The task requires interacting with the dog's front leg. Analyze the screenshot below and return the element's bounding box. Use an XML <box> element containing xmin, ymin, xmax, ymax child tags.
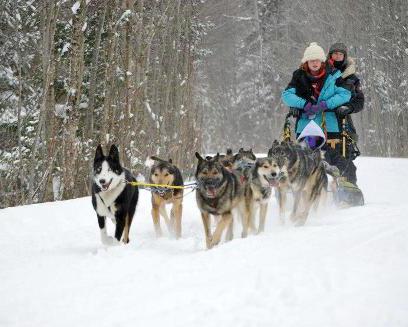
<box><xmin>210</xmin><ymin>212</ymin><xmax>232</xmax><ymax>248</ymax></box>
<box><xmin>114</xmin><ymin>214</ymin><xmax>127</xmax><ymax>243</ymax></box>
<box><xmin>225</xmin><ymin>216</ymin><xmax>233</xmax><ymax>241</ymax></box>
<box><xmin>241</xmin><ymin>200</ymin><xmax>251</xmax><ymax>238</ymax></box>
<box><xmin>258</xmin><ymin>203</ymin><xmax>268</xmax><ymax>233</ymax></box>
<box><xmin>201</xmin><ymin>212</ymin><xmax>212</xmax><ymax>249</ymax></box>
<box><xmin>248</xmin><ymin>204</ymin><xmax>256</xmax><ymax>233</ymax></box>
<box><xmin>159</xmin><ymin>205</ymin><xmax>172</xmax><ymax>235</ymax></box>
<box><xmin>296</xmin><ymin>190</ymin><xmax>313</xmax><ymax>226</ymax></box>
<box><xmin>152</xmin><ymin>204</ymin><xmax>163</xmax><ymax>237</ymax></box>
<box><xmin>277</xmin><ymin>186</ymin><xmax>287</xmax><ymax>225</ymax></box>
<box><xmin>98</xmin><ymin>215</ymin><xmax>116</xmax><ymax>245</ymax></box>
<box><xmin>290</xmin><ymin>189</ymin><xmax>301</xmax><ymax>224</ymax></box>
<box><xmin>171</xmin><ymin>200</ymin><xmax>183</xmax><ymax>239</ymax></box>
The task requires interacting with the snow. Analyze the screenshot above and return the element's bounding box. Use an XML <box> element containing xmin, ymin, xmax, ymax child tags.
<box><xmin>1</xmin><ymin>157</ymin><xmax>408</xmax><ymax>327</ymax></box>
<box><xmin>144</xmin><ymin>101</ymin><xmax>160</xmax><ymax>129</ymax></box>
<box><xmin>118</xmin><ymin>9</ymin><xmax>132</xmax><ymax>24</ymax></box>
<box><xmin>54</xmin><ymin>103</ymin><xmax>68</xmax><ymax>118</ymax></box>
<box><xmin>71</xmin><ymin>1</ymin><xmax>80</xmax><ymax>15</ymax></box>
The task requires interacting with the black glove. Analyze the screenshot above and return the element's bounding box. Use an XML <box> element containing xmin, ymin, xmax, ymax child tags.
<box><xmin>336</xmin><ymin>105</ymin><xmax>353</xmax><ymax>117</ymax></box>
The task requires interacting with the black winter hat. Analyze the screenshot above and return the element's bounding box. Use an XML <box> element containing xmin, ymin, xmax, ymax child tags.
<box><xmin>329</xmin><ymin>42</ymin><xmax>348</xmax><ymax>56</ymax></box>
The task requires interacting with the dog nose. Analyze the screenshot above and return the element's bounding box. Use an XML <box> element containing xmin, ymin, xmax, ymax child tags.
<box><xmin>99</xmin><ymin>179</ymin><xmax>106</xmax><ymax>184</ymax></box>
<box><xmin>271</xmin><ymin>172</ymin><xmax>277</xmax><ymax>177</ymax></box>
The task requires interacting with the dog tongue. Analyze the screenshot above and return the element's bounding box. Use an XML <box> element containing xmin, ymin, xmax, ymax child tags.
<box><xmin>207</xmin><ymin>187</ymin><xmax>217</xmax><ymax>197</ymax></box>
<box><xmin>102</xmin><ymin>180</ymin><xmax>112</xmax><ymax>191</ymax></box>
<box><xmin>269</xmin><ymin>179</ymin><xmax>278</xmax><ymax>187</ymax></box>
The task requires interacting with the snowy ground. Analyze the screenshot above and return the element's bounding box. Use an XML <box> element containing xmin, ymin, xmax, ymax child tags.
<box><xmin>1</xmin><ymin>157</ymin><xmax>408</xmax><ymax>327</ymax></box>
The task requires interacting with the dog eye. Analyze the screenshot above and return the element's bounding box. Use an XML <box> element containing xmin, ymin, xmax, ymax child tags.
<box><xmin>263</xmin><ymin>165</ymin><xmax>269</xmax><ymax>169</ymax></box>
<box><xmin>164</xmin><ymin>173</ymin><xmax>169</xmax><ymax>177</ymax></box>
<box><xmin>154</xmin><ymin>173</ymin><xmax>159</xmax><ymax>177</ymax></box>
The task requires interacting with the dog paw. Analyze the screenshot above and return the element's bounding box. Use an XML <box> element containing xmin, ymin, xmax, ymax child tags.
<box><xmin>101</xmin><ymin>235</ymin><xmax>119</xmax><ymax>246</ymax></box>
<box><xmin>205</xmin><ymin>237</ymin><xmax>213</xmax><ymax>249</ymax></box>
<box><xmin>209</xmin><ymin>238</ymin><xmax>221</xmax><ymax>249</ymax></box>
<box><xmin>289</xmin><ymin>215</ymin><xmax>298</xmax><ymax>224</ymax></box>
<box><xmin>165</xmin><ymin>223</ymin><xmax>174</xmax><ymax>235</ymax></box>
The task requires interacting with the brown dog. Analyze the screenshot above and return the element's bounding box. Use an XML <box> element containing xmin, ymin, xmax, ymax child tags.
<box><xmin>195</xmin><ymin>153</ymin><xmax>245</xmax><ymax>249</ymax></box>
<box><xmin>149</xmin><ymin>156</ymin><xmax>184</xmax><ymax>238</ymax></box>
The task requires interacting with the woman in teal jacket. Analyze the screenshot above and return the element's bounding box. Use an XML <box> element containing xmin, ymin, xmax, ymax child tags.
<box><xmin>282</xmin><ymin>42</ymin><xmax>352</xmax><ymax>136</ymax></box>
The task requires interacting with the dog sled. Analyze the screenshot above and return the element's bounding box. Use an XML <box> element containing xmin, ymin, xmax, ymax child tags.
<box><xmin>282</xmin><ymin>111</ymin><xmax>364</xmax><ymax>208</ymax></box>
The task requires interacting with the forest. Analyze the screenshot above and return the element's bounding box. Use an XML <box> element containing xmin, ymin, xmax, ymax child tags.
<box><xmin>1</xmin><ymin>0</ymin><xmax>407</xmax><ymax>207</ymax></box>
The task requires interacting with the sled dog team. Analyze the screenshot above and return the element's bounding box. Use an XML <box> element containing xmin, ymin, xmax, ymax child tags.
<box><xmin>92</xmin><ymin>142</ymin><xmax>327</xmax><ymax>249</ymax></box>
<box><xmin>92</xmin><ymin>40</ymin><xmax>365</xmax><ymax>249</ymax></box>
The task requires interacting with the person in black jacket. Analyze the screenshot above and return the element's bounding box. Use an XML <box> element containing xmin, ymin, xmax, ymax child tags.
<box><xmin>323</xmin><ymin>42</ymin><xmax>365</xmax><ymax>185</ymax></box>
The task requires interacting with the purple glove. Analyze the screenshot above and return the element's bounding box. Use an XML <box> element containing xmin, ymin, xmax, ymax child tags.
<box><xmin>303</xmin><ymin>102</ymin><xmax>314</xmax><ymax>115</ymax></box>
<box><xmin>306</xmin><ymin>101</ymin><xmax>327</xmax><ymax>116</ymax></box>
<box><xmin>316</xmin><ymin>101</ymin><xmax>328</xmax><ymax>112</ymax></box>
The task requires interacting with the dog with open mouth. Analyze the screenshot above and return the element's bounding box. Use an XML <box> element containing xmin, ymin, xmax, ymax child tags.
<box><xmin>242</xmin><ymin>157</ymin><xmax>289</xmax><ymax>235</ymax></box>
<box><xmin>91</xmin><ymin>144</ymin><xmax>139</xmax><ymax>245</ymax></box>
<box><xmin>195</xmin><ymin>152</ymin><xmax>245</xmax><ymax>249</ymax></box>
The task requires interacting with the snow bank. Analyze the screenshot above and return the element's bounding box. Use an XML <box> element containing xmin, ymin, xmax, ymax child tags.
<box><xmin>0</xmin><ymin>157</ymin><xmax>407</xmax><ymax>327</ymax></box>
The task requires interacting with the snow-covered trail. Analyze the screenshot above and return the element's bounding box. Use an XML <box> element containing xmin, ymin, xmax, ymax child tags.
<box><xmin>1</xmin><ymin>157</ymin><xmax>408</xmax><ymax>327</ymax></box>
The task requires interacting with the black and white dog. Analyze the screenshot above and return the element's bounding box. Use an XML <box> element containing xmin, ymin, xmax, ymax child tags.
<box><xmin>91</xmin><ymin>144</ymin><xmax>139</xmax><ymax>245</ymax></box>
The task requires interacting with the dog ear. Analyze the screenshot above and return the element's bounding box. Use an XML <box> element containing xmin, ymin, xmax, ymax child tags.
<box><xmin>108</xmin><ymin>144</ymin><xmax>120</xmax><ymax>162</ymax></box>
<box><xmin>168</xmin><ymin>158</ymin><xmax>173</xmax><ymax>164</ymax></box>
<box><xmin>94</xmin><ymin>144</ymin><xmax>104</xmax><ymax>162</ymax></box>
<box><xmin>195</xmin><ymin>152</ymin><xmax>204</xmax><ymax>161</ymax></box>
<box><xmin>151</xmin><ymin>156</ymin><xmax>165</xmax><ymax>163</ymax></box>
<box><xmin>226</xmin><ymin>148</ymin><xmax>233</xmax><ymax>155</ymax></box>
<box><xmin>215</xmin><ymin>152</ymin><xmax>220</xmax><ymax>161</ymax></box>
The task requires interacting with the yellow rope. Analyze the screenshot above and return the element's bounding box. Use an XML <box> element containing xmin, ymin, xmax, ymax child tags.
<box><xmin>282</xmin><ymin>128</ymin><xmax>291</xmax><ymax>142</ymax></box>
<box><xmin>281</xmin><ymin>114</ymin><xmax>292</xmax><ymax>142</ymax></box>
<box><xmin>127</xmin><ymin>181</ymin><xmax>188</xmax><ymax>189</ymax></box>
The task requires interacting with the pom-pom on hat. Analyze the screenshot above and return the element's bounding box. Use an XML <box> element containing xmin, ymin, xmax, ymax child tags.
<box><xmin>301</xmin><ymin>42</ymin><xmax>326</xmax><ymax>64</ymax></box>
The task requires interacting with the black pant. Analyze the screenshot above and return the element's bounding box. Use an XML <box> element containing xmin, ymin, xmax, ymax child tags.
<box><xmin>323</xmin><ymin>135</ymin><xmax>357</xmax><ymax>184</ymax></box>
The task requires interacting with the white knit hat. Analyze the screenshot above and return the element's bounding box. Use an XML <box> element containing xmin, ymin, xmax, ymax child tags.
<box><xmin>301</xmin><ymin>42</ymin><xmax>326</xmax><ymax>64</ymax></box>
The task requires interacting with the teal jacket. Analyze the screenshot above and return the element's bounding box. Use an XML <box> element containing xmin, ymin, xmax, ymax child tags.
<box><xmin>282</xmin><ymin>67</ymin><xmax>351</xmax><ymax>133</ymax></box>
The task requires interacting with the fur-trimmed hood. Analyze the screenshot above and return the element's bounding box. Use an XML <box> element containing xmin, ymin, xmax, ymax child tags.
<box><xmin>342</xmin><ymin>57</ymin><xmax>356</xmax><ymax>79</ymax></box>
